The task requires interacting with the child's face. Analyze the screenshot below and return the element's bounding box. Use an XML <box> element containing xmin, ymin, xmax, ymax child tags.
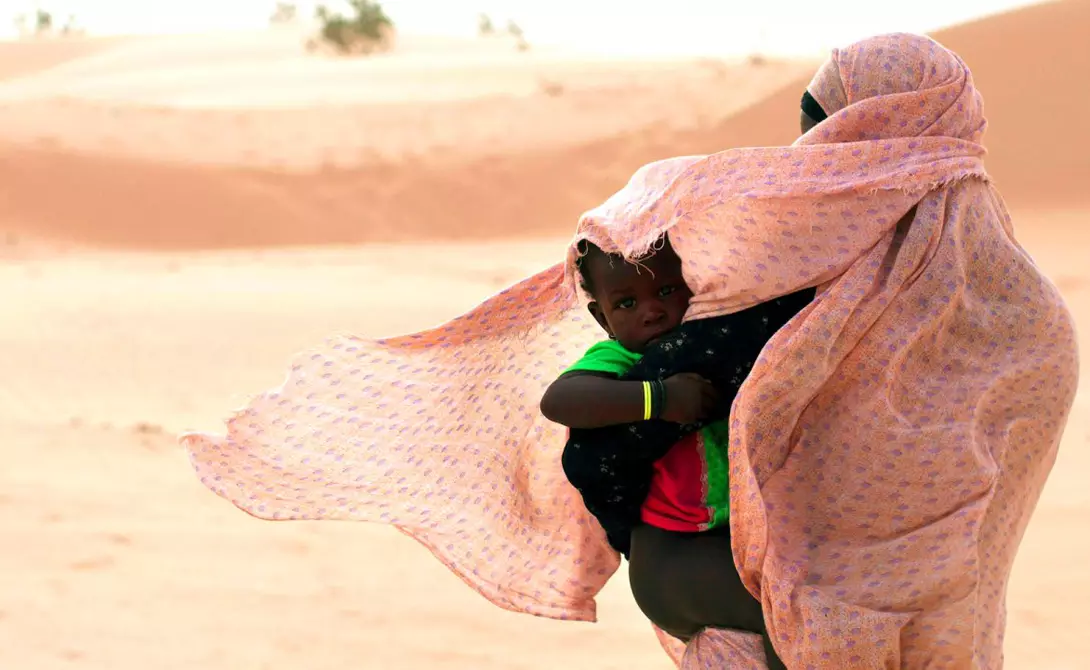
<box><xmin>585</xmin><ymin>246</ymin><xmax>693</xmax><ymax>353</ymax></box>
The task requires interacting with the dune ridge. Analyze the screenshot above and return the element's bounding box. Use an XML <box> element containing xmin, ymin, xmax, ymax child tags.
<box><xmin>702</xmin><ymin>0</ymin><xmax>1087</xmax><ymax>209</ymax></box>
<box><xmin>0</xmin><ymin>35</ymin><xmax>132</xmax><ymax>83</ymax></box>
<box><xmin>0</xmin><ymin>44</ymin><xmax>808</xmax><ymax>249</ymax></box>
<box><xmin>0</xmin><ymin>2</ymin><xmax>1082</xmax><ymax>250</ymax></box>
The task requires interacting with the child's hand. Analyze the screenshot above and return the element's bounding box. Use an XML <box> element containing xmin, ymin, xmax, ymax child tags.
<box><xmin>661</xmin><ymin>373</ymin><xmax>720</xmax><ymax>424</ymax></box>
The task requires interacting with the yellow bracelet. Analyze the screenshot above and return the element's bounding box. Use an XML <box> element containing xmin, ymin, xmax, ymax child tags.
<box><xmin>642</xmin><ymin>381</ymin><xmax>652</xmax><ymax>421</ymax></box>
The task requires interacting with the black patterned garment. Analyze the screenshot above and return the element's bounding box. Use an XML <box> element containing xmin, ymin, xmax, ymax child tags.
<box><xmin>560</xmin><ymin>288</ymin><xmax>816</xmax><ymax>557</ymax></box>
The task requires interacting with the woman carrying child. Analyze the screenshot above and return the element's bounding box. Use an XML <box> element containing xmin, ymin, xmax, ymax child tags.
<box><xmin>183</xmin><ymin>33</ymin><xmax>1079</xmax><ymax>668</ymax></box>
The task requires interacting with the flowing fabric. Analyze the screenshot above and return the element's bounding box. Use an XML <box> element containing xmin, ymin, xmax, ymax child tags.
<box><xmin>183</xmin><ymin>33</ymin><xmax>1079</xmax><ymax>668</ymax></box>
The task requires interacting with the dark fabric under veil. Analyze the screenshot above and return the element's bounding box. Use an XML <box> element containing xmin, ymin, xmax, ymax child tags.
<box><xmin>561</xmin><ymin>288</ymin><xmax>816</xmax><ymax>557</ymax></box>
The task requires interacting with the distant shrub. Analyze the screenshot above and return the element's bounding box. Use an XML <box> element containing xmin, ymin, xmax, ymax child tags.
<box><xmin>60</xmin><ymin>14</ymin><xmax>83</xmax><ymax>36</ymax></box>
<box><xmin>11</xmin><ymin>13</ymin><xmax>27</xmax><ymax>37</ymax></box>
<box><xmin>35</xmin><ymin>10</ymin><xmax>52</xmax><ymax>35</ymax></box>
<box><xmin>271</xmin><ymin>2</ymin><xmax>298</xmax><ymax>24</ymax></box>
<box><xmin>538</xmin><ymin>78</ymin><xmax>564</xmax><ymax>97</ymax></box>
<box><xmin>477</xmin><ymin>13</ymin><xmax>494</xmax><ymax>37</ymax></box>
<box><xmin>506</xmin><ymin>20</ymin><xmax>529</xmax><ymax>52</ymax></box>
<box><xmin>314</xmin><ymin>1</ymin><xmax>395</xmax><ymax>55</ymax></box>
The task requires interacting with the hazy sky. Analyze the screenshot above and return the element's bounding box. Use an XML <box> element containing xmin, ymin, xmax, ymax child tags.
<box><xmin>1</xmin><ymin>0</ymin><xmax>1045</xmax><ymax>56</ymax></box>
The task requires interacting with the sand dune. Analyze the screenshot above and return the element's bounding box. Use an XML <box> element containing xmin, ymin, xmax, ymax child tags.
<box><xmin>0</xmin><ymin>60</ymin><xmax>807</xmax><ymax>249</ymax></box>
<box><xmin>0</xmin><ymin>3</ymin><xmax>1086</xmax><ymax>250</ymax></box>
<box><xmin>0</xmin><ymin>35</ymin><xmax>131</xmax><ymax>83</ymax></box>
<box><xmin>1</xmin><ymin>1</ymin><xmax>1087</xmax><ymax>669</ymax></box>
<box><xmin>0</xmin><ymin>31</ymin><xmax>810</xmax><ymax>249</ymax></box>
<box><xmin>696</xmin><ymin>0</ymin><xmax>1089</xmax><ymax>209</ymax></box>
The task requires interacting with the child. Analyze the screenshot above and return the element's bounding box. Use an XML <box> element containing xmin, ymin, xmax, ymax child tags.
<box><xmin>540</xmin><ymin>238</ymin><xmax>733</xmax><ymax>552</ymax></box>
<box><xmin>541</xmin><ymin>237</ymin><xmax>812</xmax><ymax>667</ymax></box>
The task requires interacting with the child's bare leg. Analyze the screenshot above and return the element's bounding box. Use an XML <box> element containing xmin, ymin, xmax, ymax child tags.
<box><xmin>628</xmin><ymin>525</ymin><xmax>787</xmax><ymax>670</ymax></box>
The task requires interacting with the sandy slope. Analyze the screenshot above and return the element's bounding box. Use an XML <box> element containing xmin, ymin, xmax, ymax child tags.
<box><xmin>0</xmin><ymin>35</ymin><xmax>132</xmax><ymax>83</ymax></box>
<box><xmin>1</xmin><ymin>241</ymin><xmax>677</xmax><ymax>670</ymax></box>
<box><xmin>688</xmin><ymin>0</ymin><xmax>1090</xmax><ymax>210</ymax></box>
<box><xmin>0</xmin><ymin>3</ymin><xmax>1086</xmax><ymax>250</ymax></box>
<box><xmin>1</xmin><ymin>1</ymin><xmax>1088</xmax><ymax>668</ymax></box>
<box><xmin>0</xmin><ymin>33</ymin><xmax>811</xmax><ymax>249</ymax></box>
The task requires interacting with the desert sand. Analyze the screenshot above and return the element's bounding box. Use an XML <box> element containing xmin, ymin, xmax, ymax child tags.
<box><xmin>1</xmin><ymin>1</ymin><xmax>1087</xmax><ymax>669</ymax></box>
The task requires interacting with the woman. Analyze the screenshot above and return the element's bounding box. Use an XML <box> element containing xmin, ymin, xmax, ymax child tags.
<box><xmin>184</xmin><ymin>33</ymin><xmax>1078</xmax><ymax>669</ymax></box>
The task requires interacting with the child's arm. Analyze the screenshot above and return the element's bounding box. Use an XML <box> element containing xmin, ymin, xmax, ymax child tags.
<box><xmin>540</xmin><ymin>373</ymin><xmax>648</xmax><ymax>428</ymax></box>
<box><xmin>541</xmin><ymin>372</ymin><xmax>717</xmax><ymax>429</ymax></box>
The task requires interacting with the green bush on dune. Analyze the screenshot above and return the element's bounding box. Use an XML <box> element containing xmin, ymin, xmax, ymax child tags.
<box><xmin>35</xmin><ymin>10</ymin><xmax>53</xmax><ymax>34</ymax></box>
<box><xmin>477</xmin><ymin>13</ymin><xmax>495</xmax><ymax>37</ymax></box>
<box><xmin>313</xmin><ymin>0</ymin><xmax>394</xmax><ymax>55</ymax></box>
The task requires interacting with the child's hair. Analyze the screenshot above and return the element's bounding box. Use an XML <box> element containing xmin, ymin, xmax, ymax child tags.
<box><xmin>575</xmin><ymin>236</ymin><xmax>672</xmax><ymax>296</ymax></box>
<box><xmin>574</xmin><ymin>239</ymin><xmax>613</xmax><ymax>296</ymax></box>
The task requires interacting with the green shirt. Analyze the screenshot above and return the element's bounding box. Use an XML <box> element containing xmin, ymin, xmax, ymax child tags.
<box><xmin>561</xmin><ymin>338</ymin><xmax>731</xmax><ymax>530</ymax></box>
<box><xmin>565</xmin><ymin>339</ymin><xmax>642</xmax><ymax>377</ymax></box>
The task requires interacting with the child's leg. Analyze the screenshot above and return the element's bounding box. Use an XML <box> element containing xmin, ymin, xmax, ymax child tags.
<box><xmin>628</xmin><ymin>525</ymin><xmax>787</xmax><ymax>670</ymax></box>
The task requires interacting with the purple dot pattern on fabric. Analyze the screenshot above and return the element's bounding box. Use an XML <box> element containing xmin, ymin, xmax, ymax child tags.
<box><xmin>182</xmin><ymin>33</ymin><xmax>1079</xmax><ymax>668</ymax></box>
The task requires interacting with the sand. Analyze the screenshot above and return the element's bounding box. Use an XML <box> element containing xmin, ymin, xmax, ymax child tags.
<box><xmin>0</xmin><ymin>2</ymin><xmax>1087</xmax><ymax>668</ymax></box>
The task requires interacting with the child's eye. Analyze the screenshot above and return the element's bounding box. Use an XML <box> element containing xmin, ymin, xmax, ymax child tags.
<box><xmin>659</xmin><ymin>285</ymin><xmax>677</xmax><ymax>297</ymax></box>
<box><xmin>615</xmin><ymin>298</ymin><xmax>636</xmax><ymax>310</ymax></box>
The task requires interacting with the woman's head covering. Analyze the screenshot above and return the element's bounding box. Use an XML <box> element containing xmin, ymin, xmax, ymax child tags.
<box><xmin>801</xmin><ymin>32</ymin><xmax>987</xmax><ymax>144</ymax></box>
<box><xmin>183</xmin><ymin>33</ymin><xmax>1078</xmax><ymax>670</ymax></box>
<box><xmin>571</xmin><ymin>33</ymin><xmax>993</xmax><ymax>318</ymax></box>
